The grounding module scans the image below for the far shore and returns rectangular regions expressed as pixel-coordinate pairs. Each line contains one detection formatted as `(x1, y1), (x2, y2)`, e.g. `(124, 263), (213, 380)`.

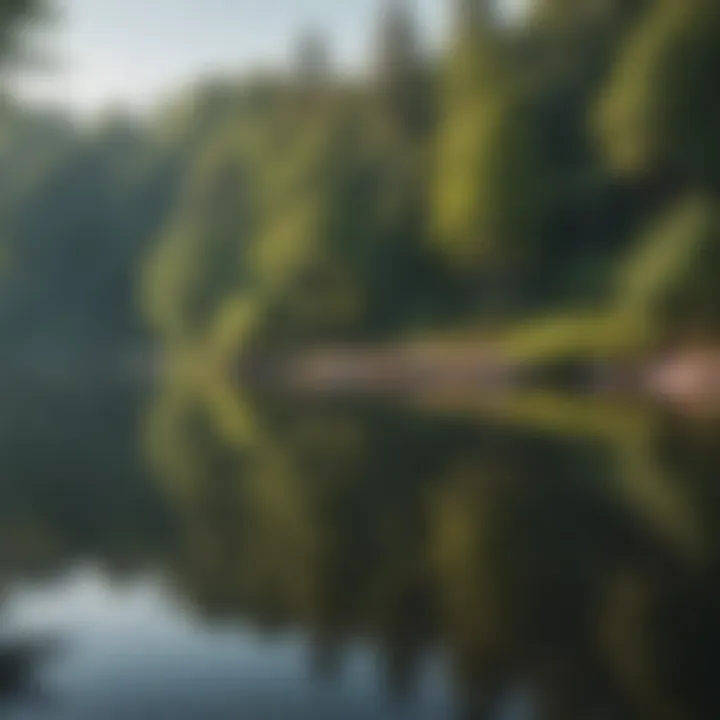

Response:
(239, 343), (720, 409)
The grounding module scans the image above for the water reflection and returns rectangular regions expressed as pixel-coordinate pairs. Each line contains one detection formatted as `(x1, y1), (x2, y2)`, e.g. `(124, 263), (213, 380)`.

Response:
(2, 568), (449, 720)
(1, 373), (720, 718)
(0, 638), (54, 707)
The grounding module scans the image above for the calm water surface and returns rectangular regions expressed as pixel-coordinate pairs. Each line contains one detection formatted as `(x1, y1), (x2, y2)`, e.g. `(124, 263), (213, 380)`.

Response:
(1, 379), (719, 719)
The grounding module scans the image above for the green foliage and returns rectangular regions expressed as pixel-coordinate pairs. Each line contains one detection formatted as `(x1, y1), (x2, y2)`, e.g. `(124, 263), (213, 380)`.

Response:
(434, 26), (541, 278)
(596, 0), (720, 181)
(0, 111), (145, 354)
(142, 65), (438, 354)
(615, 195), (717, 319)
(2, 0), (720, 375)
(3, 3), (720, 715)
(141, 83), (284, 342)
(500, 311), (648, 363)
(501, 196), (719, 363)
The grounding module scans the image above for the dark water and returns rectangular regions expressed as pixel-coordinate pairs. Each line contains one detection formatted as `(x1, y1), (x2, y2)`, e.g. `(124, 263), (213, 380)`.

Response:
(1, 379), (719, 719)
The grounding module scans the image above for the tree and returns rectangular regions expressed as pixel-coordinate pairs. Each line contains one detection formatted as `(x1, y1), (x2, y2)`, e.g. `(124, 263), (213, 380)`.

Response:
(433, 6), (542, 320)
(595, 0), (720, 185)
(0, 0), (44, 60)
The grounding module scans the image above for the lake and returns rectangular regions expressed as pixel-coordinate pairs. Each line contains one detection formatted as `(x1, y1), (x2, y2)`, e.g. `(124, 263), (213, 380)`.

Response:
(0, 377), (718, 719)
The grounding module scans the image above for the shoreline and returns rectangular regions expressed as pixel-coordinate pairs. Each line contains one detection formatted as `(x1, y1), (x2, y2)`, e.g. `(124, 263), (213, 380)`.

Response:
(239, 344), (720, 408)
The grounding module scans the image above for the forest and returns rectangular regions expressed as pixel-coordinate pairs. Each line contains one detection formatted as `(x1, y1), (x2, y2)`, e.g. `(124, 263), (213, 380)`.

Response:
(1, 0), (719, 377)
(1, 3), (720, 717)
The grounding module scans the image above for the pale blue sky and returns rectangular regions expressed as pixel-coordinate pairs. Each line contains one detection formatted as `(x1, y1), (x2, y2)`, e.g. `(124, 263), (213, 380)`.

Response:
(16, 0), (523, 115)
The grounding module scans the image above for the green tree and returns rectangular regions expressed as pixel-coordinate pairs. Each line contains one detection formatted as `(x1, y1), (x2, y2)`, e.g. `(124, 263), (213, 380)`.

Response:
(595, 0), (720, 184)
(433, 6), (542, 320)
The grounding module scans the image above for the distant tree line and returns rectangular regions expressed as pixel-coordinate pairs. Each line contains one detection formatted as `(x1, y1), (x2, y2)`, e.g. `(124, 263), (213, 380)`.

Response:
(0, 0), (718, 367)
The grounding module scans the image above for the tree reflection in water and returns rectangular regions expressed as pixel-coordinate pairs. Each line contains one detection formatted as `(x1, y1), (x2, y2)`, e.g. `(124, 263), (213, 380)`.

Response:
(0, 636), (59, 708)
(1, 373), (720, 719)
(142, 371), (720, 720)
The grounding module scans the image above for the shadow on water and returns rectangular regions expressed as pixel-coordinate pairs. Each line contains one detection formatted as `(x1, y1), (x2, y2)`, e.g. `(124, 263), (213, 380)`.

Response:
(0, 631), (63, 710)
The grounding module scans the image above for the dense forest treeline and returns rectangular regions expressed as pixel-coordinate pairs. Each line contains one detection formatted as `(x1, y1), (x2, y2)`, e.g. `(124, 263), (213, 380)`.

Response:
(1, 0), (719, 372)
(2, 6), (720, 717)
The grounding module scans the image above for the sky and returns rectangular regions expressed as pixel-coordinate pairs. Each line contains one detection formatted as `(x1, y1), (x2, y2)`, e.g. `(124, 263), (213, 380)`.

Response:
(13, 0), (450, 116)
